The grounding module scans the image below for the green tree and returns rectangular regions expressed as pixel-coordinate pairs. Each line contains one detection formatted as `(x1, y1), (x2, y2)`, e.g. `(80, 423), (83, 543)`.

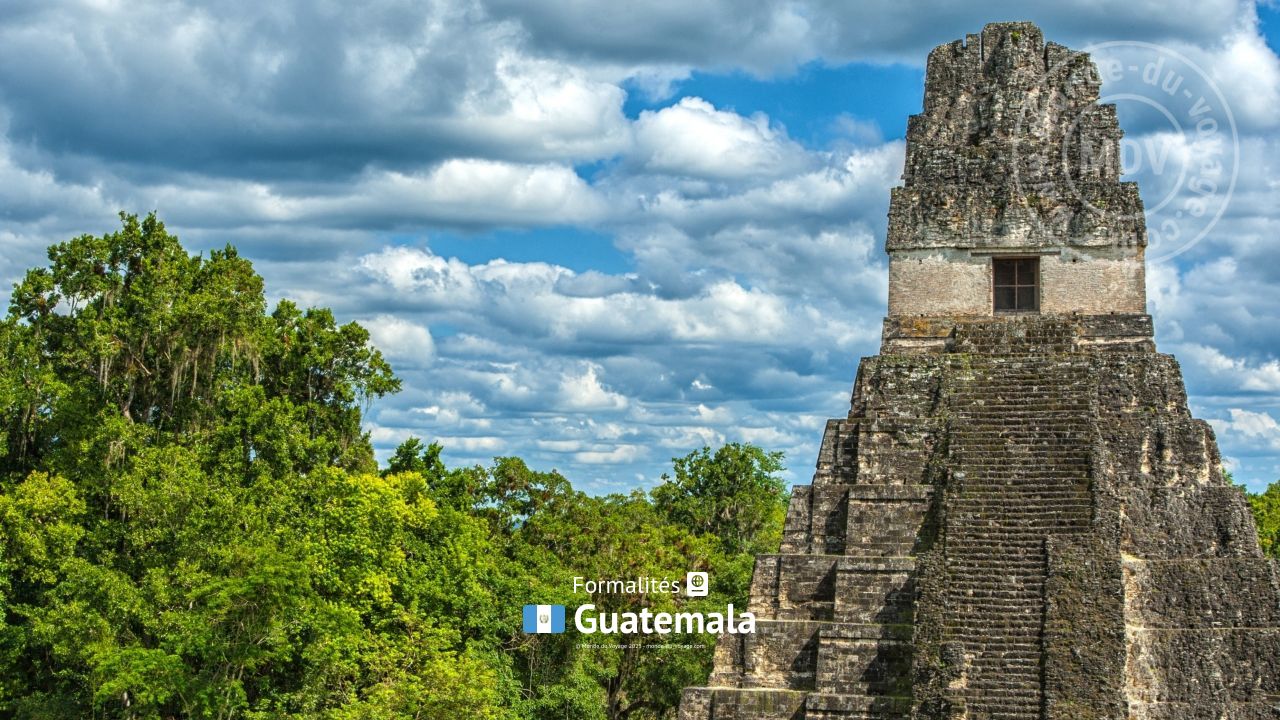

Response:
(0, 214), (498, 719)
(385, 437), (445, 479)
(1245, 480), (1280, 560)
(0, 213), (797, 720)
(651, 443), (787, 556)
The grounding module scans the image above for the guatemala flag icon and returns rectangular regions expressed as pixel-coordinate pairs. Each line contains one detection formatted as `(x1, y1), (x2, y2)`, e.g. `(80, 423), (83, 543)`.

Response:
(523, 604), (566, 634)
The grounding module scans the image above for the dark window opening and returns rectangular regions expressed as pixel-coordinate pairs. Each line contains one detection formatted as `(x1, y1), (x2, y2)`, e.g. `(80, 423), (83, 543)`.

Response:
(993, 257), (1039, 313)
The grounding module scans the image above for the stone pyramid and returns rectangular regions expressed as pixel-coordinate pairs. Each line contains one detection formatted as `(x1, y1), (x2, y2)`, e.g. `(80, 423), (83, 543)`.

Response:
(679, 22), (1280, 720)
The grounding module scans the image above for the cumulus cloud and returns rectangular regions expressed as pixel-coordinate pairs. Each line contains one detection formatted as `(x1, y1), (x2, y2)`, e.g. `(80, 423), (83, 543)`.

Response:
(2, 0), (1279, 492)
(1178, 343), (1280, 392)
(631, 97), (810, 179)
(1209, 23), (1280, 129)
(559, 364), (629, 411)
(486, 0), (1250, 71)
(362, 315), (436, 366)
(575, 444), (644, 464)
(1225, 408), (1280, 442)
(1209, 409), (1280, 466)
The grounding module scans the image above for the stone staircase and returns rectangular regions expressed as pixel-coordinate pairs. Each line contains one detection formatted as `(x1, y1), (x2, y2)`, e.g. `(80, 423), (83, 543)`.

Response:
(938, 321), (1096, 719)
(680, 350), (945, 720)
(681, 458), (938, 719)
(681, 318), (1102, 720)
(682, 479), (933, 720)
(681, 315), (1280, 719)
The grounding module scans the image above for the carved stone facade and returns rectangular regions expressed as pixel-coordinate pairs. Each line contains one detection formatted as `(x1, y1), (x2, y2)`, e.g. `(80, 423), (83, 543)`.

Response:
(678, 22), (1280, 720)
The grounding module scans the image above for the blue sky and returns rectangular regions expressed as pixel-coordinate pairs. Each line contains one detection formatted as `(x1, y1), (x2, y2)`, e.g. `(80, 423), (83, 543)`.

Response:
(1, 1), (1279, 492)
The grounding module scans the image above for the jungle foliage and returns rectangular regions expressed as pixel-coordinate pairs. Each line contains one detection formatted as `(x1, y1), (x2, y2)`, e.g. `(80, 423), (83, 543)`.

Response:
(0, 214), (788, 719)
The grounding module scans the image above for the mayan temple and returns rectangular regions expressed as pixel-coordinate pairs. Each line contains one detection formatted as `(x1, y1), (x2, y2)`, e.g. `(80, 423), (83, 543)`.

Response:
(678, 21), (1280, 720)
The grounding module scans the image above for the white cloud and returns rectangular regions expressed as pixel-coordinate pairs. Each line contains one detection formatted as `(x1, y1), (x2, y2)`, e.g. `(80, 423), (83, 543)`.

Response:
(1209, 24), (1280, 130)
(1210, 409), (1280, 451)
(222, 161), (607, 227)
(574, 444), (644, 464)
(436, 435), (505, 453)
(631, 142), (903, 233)
(407, 160), (606, 224)
(362, 315), (435, 364)
(1176, 343), (1280, 392)
(3, 0), (1280, 493)
(693, 404), (733, 423)
(536, 439), (585, 452)
(359, 246), (484, 304)
(454, 51), (633, 160)
(354, 243), (867, 350)
(489, 0), (1250, 71)
(632, 97), (809, 179)
(559, 364), (628, 411)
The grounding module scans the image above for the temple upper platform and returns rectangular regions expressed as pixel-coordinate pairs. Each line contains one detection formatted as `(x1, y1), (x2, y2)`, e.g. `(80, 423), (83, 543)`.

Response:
(885, 22), (1147, 324)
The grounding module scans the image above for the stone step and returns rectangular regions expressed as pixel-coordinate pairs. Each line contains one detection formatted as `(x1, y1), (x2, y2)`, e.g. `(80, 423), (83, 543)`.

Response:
(814, 633), (913, 696)
(954, 410), (1090, 417)
(948, 635), (1042, 647)
(948, 571), (1046, 582)
(947, 520), (1091, 529)
(950, 504), (1091, 514)
(953, 492), (1090, 501)
(951, 400), (1093, 408)
(803, 692), (912, 719)
(967, 653), (1043, 663)
(945, 575), (1046, 587)
(948, 526), (1090, 535)
(952, 455), (1090, 462)
(951, 405), (1091, 413)
(947, 592), (1044, 603)
(961, 702), (1042, 718)
(951, 385), (1093, 393)
(955, 484), (1090, 492)
(946, 565), (1046, 576)
(966, 676), (1042, 688)
(947, 579), (1045, 589)
(952, 397), (1089, 403)
(946, 616), (1042, 629)
(953, 369), (1091, 377)
(678, 687), (806, 720)
(954, 446), (1090, 452)
(948, 526), (1087, 536)
(948, 560), (1046, 571)
(951, 434), (1092, 443)
(951, 475), (1091, 483)
(952, 480), (1091, 488)
(952, 455), (1091, 463)
(708, 620), (826, 691)
(951, 440), (1090, 448)
(948, 538), (1053, 548)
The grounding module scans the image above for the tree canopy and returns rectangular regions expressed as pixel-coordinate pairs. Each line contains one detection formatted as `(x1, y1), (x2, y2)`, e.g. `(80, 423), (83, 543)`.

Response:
(0, 214), (790, 719)
(1244, 480), (1280, 560)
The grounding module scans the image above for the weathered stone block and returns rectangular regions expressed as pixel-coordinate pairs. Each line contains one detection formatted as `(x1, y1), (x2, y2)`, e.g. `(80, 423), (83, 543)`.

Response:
(1123, 558), (1280, 629)
(748, 555), (840, 621)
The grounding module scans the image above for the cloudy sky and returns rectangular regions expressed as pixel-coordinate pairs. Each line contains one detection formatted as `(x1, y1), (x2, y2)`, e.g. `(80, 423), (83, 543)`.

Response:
(1, 1), (1278, 492)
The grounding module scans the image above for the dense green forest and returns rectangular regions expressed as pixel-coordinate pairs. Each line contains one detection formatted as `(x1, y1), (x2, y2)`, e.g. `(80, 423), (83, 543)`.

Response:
(0, 214), (787, 719)
(1246, 479), (1280, 560)
(0, 214), (1275, 718)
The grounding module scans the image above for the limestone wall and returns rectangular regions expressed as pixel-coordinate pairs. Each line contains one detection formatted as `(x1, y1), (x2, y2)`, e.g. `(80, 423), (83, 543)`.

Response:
(1041, 250), (1145, 314)
(887, 248), (1145, 317)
